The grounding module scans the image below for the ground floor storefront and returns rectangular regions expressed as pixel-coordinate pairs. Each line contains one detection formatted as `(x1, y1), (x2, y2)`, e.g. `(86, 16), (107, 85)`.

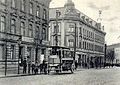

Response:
(76, 51), (105, 69)
(0, 40), (50, 75)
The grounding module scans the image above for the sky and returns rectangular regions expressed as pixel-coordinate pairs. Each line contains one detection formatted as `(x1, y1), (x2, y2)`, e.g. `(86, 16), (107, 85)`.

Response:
(50, 0), (120, 45)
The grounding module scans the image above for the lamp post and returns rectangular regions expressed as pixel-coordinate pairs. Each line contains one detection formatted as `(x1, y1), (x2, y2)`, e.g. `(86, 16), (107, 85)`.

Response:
(17, 36), (22, 74)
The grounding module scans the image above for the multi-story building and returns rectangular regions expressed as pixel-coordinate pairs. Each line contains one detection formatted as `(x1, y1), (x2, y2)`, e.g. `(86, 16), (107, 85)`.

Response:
(107, 43), (120, 65)
(0, 0), (51, 70)
(49, 0), (106, 68)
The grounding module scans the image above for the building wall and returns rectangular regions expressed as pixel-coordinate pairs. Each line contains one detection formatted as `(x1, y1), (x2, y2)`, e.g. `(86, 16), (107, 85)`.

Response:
(114, 48), (120, 63)
(49, 0), (106, 68)
(0, 0), (51, 68)
(107, 44), (120, 64)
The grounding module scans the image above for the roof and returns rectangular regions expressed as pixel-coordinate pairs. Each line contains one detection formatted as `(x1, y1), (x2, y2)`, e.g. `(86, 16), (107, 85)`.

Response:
(49, 7), (65, 19)
(107, 43), (120, 49)
(49, 7), (106, 34)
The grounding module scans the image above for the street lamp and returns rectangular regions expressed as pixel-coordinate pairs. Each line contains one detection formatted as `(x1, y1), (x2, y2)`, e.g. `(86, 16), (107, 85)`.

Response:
(17, 36), (22, 74)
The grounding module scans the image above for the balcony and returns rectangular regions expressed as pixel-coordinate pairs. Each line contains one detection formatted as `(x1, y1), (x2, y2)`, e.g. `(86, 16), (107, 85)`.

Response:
(0, 32), (21, 42)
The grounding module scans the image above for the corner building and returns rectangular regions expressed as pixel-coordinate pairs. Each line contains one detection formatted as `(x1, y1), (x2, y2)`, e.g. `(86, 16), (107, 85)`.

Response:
(0, 0), (51, 69)
(49, 0), (106, 68)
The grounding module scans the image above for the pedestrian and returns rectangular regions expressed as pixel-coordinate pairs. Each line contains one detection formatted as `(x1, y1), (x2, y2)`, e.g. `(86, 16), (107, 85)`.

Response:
(23, 58), (27, 74)
(27, 56), (31, 74)
(34, 63), (38, 75)
(75, 61), (78, 70)
(31, 63), (35, 74)
(43, 60), (47, 74)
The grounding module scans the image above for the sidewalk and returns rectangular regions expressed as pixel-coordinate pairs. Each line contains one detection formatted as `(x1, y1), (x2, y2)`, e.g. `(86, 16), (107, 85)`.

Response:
(0, 68), (30, 78)
(0, 67), (115, 78)
(0, 68), (48, 78)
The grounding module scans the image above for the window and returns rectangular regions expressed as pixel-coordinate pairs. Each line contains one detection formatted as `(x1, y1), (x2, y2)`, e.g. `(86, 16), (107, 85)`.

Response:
(30, 2), (33, 14)
(35, 26), (39, 38)
(42, 28), (46, 40)
(10, 45), (15, 59)
(79, 41), (82, 48)
(69, 24), (74, 32)
(20, 22), (25, 36)
(28, 24), (33, 37)
(85, 42), (86, 49)
(36, 6), (40, 17)
(11, 19), (16, 34)
(21, 0), (25, 11)
(54, 25), (59, 33)
(83, 41), (85, 49)
(0, 16), (6, 32)
(43, 9), (46, 19)
(68, 40), (74, 47)
(11, 0), (16, 8)
(79, 27), (82, 34)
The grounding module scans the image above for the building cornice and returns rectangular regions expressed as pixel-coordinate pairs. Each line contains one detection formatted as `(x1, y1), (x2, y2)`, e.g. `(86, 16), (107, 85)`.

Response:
(50, 18), (106, 35)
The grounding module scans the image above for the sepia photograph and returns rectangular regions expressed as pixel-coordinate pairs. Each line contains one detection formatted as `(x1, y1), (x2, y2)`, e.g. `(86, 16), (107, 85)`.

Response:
(0, 0), (120, 85)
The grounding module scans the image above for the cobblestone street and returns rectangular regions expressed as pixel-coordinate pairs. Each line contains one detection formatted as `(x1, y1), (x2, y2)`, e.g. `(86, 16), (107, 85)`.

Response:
(0, 67), (120, 85)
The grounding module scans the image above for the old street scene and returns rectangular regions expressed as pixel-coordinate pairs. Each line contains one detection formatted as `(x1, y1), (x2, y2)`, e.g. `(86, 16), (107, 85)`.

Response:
(0, 0), (120, 85)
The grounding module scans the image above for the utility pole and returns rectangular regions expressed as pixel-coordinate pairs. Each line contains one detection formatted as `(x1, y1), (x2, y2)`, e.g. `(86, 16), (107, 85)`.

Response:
(104, 43), (107, 67)
(73, 23), (77, 63)
(17, 36), (22, 74)
(5, 41), (7, 76)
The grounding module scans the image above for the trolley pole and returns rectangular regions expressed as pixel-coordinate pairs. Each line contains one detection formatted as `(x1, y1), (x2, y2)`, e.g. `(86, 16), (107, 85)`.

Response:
(73, 23), (77, 63)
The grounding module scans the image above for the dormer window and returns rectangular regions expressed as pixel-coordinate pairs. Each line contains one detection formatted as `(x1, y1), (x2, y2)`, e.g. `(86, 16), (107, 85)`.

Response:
(86, 18), (89, 22)
(81, 16), (85, 21)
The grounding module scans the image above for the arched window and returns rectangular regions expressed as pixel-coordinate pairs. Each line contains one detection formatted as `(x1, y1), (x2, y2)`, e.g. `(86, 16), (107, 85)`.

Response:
(43, 9), (47, 19)
(20, 21), (25, 36)
(35, 26), (39, 38)
(28, 24), (33, 37)
(36, 6), (40, 17)
(30, 2), (33, 14)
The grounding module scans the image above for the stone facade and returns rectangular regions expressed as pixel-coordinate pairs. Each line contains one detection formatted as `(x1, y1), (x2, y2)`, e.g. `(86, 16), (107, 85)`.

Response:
(49, 0), (106, 68)
(0, 0), (51, 69)
(107, 43), (120, 64)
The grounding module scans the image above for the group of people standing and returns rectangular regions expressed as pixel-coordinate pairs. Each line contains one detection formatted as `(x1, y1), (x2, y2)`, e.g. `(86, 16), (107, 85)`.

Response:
(22, 57), (47, 75)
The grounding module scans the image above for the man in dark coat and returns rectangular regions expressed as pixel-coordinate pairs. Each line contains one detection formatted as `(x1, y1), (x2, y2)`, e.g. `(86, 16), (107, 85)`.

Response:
(23, 58), (27, 74)
(75, 61), (78, 70)
(31, 63), (35, 74)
